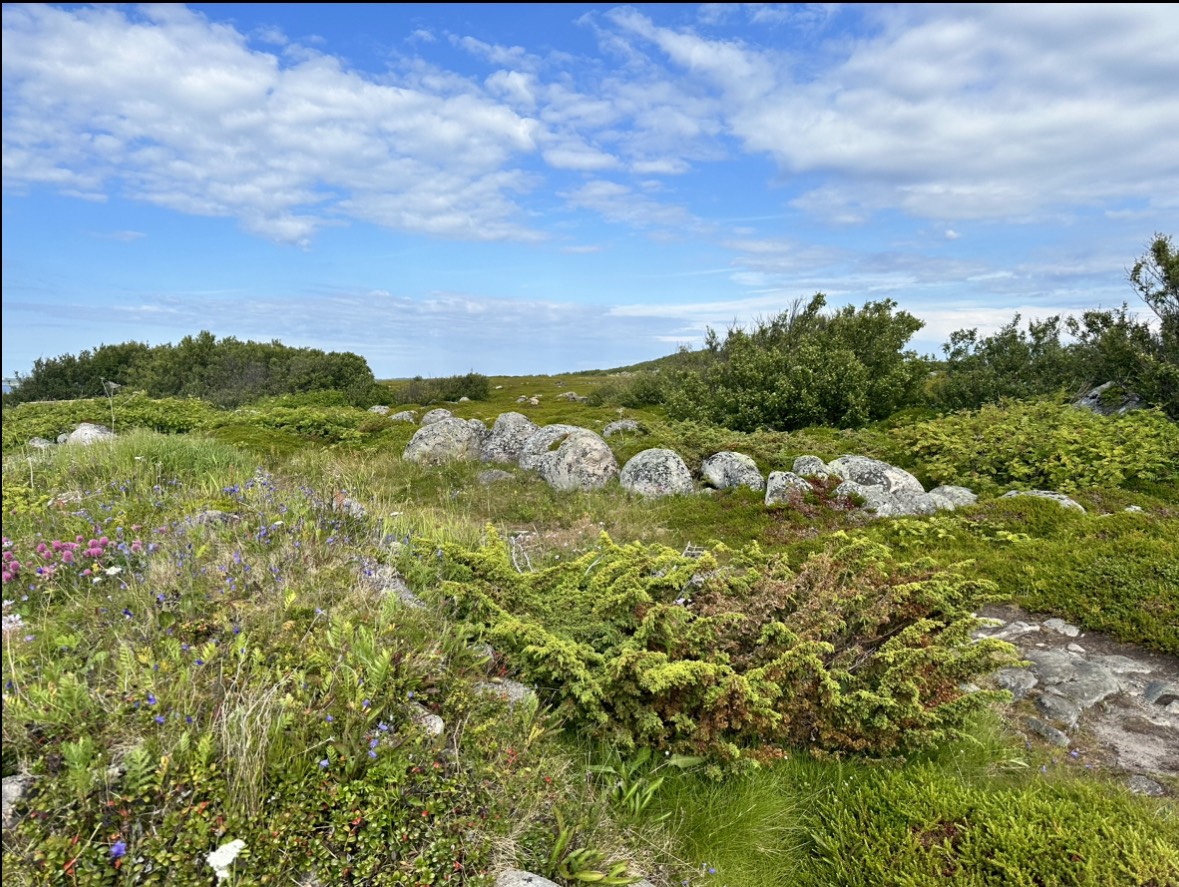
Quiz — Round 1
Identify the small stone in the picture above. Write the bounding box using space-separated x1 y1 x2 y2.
409 702 445 737
1000 490 1085 512
497 871 561 887
1092 654 1152 675
1126 775 1165 797
1067 643 1086 654
1144 680 1179 707
475 679 536 708
1043 618 1080 638
1025 717 1070 748
3 775 34 829
1123 505 1144 513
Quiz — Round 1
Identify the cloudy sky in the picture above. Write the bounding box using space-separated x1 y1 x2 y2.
4 3 1177 379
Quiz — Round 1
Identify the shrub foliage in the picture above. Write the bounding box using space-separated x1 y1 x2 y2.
423 530 1018 764
664 295 928 431
897 400 1179 493
3 331 379 409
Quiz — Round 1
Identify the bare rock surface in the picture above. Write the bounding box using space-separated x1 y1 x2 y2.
765 471 811 505
976 603 1179 781
421 408 454 426
65 422 116 445
827 455 924 494
481 412 539 464
403 418 482 464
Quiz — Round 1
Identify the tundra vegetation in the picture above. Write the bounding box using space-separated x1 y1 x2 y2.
1 237 1177 885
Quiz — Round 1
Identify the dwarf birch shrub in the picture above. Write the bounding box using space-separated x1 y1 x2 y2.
417 530 1018 764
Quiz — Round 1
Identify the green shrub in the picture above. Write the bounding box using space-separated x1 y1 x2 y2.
2 394 219 451
3 331 379 409
387 371 491 405
418 530 1018 764
898 400 1179 493
586 373 667 408
663 295 928 432
208 405 368 442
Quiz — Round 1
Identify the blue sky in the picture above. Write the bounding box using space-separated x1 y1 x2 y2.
4 3 1177 380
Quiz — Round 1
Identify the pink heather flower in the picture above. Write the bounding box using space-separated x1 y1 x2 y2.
61 550 73 564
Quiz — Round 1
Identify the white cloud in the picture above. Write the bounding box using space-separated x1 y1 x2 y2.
563 179 698 230
2 4 543 245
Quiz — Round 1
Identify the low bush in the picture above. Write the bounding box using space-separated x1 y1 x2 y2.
415 530 1019 766
387 371 491 405
1 394 219 452
897 400 1179 493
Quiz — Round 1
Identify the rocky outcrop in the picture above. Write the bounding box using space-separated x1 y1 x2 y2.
480 412 539 464
620 449 694 497
764 471 811 505
975 605 1178 780
701 452 765 491
1074 382 1144 417
403 418 483 465
1001 490 1085 512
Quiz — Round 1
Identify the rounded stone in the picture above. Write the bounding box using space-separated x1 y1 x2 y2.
620 449 694 497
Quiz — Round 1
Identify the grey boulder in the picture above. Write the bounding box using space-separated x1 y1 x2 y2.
520 426 619 491
481 412 539 464
927 485 978 511
792 455 831 478
621 449 694 497
421 408 454 426
403 418 483 465
827 455 924 494
1074 382 1144 416
603 419 641 437
765 471 811 505
701 452 764 491
65 422 116 445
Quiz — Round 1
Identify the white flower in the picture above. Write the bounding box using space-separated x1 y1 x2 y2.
206 839 246 882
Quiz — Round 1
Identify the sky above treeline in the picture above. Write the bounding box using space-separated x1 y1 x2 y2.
3 3 1177 380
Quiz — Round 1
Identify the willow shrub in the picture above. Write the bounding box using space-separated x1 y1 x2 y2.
897 400 1179 494
413 530 1019 766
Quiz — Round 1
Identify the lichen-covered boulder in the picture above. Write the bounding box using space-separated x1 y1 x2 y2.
765 471 811 505
792 455 831 478
834 480 937 517
518 425 583 472
927 485 978 511
620 449 694 497
368 405 391 415
827 455 924 494
520 426 618 491
27 437 55 449
402 418 482 465
701 452 764 491
1001 490 1085 512
389 410 417 423
65 423 116 446
481 412 539 464
420 408 454 426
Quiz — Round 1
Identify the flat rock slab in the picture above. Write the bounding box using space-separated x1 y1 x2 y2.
978 603 1179 779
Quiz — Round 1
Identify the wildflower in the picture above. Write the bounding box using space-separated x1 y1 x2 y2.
206 839 246 882
154 715 166 725
147 693 157 705
111 840 127 860
319 759 330 769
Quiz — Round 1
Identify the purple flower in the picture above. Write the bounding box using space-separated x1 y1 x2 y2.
154 715 166 725
319 759 330 769
147 693 157 705
111 840 127 859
